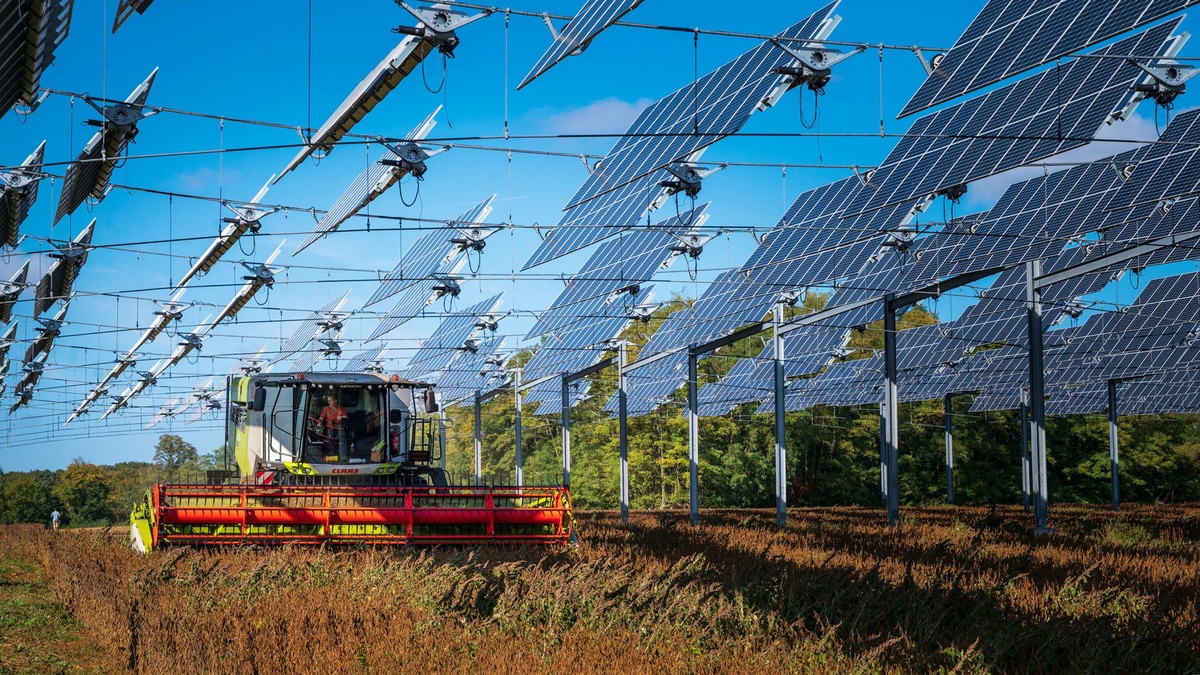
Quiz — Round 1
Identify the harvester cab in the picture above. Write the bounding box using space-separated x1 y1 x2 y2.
230 371 445 487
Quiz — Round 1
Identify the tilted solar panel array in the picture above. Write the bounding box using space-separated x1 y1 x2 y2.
527 205 704 339
523 3 839 269
0 0 73 117
403 293 503 380
900 0 1195 117
519 0 645 90
853 21 1180 216
365 196 495 307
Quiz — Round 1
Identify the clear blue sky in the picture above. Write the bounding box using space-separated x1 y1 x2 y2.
1 0 1195 471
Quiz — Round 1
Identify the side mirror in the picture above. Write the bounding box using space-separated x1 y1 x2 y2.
389 409 403 425
250 386 267 412
424 388 439 413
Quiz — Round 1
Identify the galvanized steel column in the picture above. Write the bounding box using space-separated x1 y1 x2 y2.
514 369 523 487
944 394 954 504
773 304 787 529
473 391 482 486
1026 261 1050 534
618 341 630 524
688 346 699 526
561 376 571 489
1108 379 1120 512
882 296 900 527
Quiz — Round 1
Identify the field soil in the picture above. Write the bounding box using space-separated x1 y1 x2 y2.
1 504 1198 674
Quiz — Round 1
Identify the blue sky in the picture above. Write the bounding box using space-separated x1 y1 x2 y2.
1 0 1196 471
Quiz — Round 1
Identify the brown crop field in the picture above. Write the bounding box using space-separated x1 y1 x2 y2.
2 504 1199 674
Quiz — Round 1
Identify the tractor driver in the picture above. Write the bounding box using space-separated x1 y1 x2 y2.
316 393 351 460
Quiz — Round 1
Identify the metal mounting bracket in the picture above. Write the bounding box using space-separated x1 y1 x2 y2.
909 47 946 77
770 40 866 91
1128 57 1200 107
655 162 724 206
394 2 492 56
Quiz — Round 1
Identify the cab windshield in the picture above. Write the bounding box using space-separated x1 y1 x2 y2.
301 386 386 464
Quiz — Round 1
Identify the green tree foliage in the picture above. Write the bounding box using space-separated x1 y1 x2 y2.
153 434 199 483
54 460 113 526
0 470 57 524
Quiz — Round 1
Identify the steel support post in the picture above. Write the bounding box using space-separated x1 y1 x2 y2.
1108 379 1120 512
773 304 787 529
438 409 448 471
473 391 483 486
618 341 630 524
944 394 954 504
882 296 900 527
1026 261 1051 534
561 376 571 489
879 402 887 504
514 369 523 487
1020 400 1030 509
687 346 700 526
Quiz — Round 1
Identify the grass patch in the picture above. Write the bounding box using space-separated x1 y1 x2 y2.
0 549 116 674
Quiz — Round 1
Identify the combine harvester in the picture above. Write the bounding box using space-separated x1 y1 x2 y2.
131 372 572 552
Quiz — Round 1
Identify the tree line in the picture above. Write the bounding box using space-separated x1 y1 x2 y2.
0 434 223 527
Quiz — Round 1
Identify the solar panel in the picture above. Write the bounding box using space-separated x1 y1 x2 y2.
0 0 72 117
275 3 487 180
24 300 69 364
1046 381 1109 416
782 355 883 410
112 0 153 33
0 322 17 361
526 204 705 339
523 286 655 382
853 22 1180 216
366 258 468 342
435 337 508 404
171 376 215 418
0 260 29 323
527 381 592 417
12 351 48 409
899 0 1196 117
697 351 772 417
289 331 344 373
613 351 689 417
1046 271 1200 384
740 188 919 295
145 397 185 430
342 344 389 373
564 3 839 209
364 195 495 307
522 174 669 270
637 270 763 355
269 291 350 367
518 0 645 89
209 241 285 327
1 141 45 247
34 219 94 318
54 68 158 224
294 108 440 256
1107 108 1200 210
937 153 1136 278
175 177 277 290
403 293 504 378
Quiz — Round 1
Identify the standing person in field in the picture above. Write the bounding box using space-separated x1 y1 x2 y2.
50 509 60 531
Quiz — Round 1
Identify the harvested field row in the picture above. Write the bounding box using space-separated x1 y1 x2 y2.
2 504 1198 673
